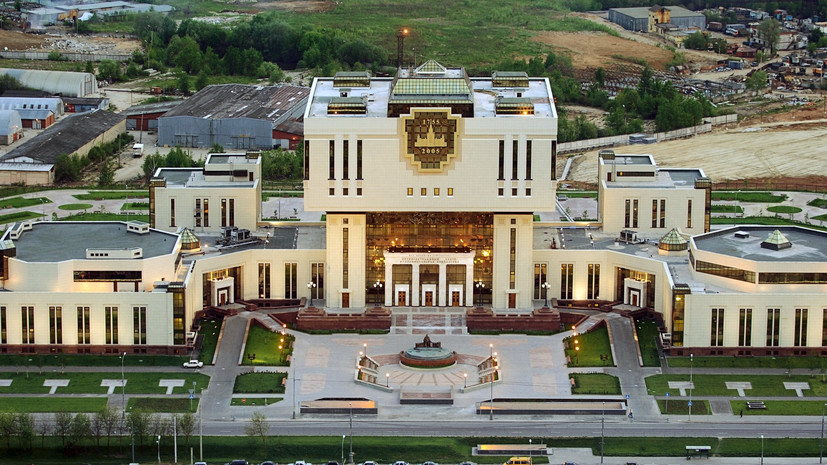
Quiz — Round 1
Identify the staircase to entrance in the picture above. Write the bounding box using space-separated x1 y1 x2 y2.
390 307 468 335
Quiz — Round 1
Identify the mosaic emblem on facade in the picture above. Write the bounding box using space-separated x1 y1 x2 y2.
403 109 458 172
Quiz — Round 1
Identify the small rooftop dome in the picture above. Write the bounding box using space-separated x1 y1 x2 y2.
658 228 688 255
180 228 201 251
761 229 791 251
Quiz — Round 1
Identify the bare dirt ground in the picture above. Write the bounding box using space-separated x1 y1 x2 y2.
0 29 140 54
531 30 674 71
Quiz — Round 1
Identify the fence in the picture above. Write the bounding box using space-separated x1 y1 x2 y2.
0 51 132 62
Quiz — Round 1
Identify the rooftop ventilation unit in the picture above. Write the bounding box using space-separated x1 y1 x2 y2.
127 221 150 235
734 231 750 239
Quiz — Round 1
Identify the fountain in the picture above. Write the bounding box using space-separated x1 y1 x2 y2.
399 334 457 368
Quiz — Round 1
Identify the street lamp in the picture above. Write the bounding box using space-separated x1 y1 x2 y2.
307 281 316 307
464 372 467 388
363 343 368 358
760 434 764 465
475 280 485 307
120 352 127 418
341 434 346 464
601 401 605 464
348 402 354 464
292 356 298 419
385 372 389 387
156 434 161 465
528 438 532 464
821 403 827 463
689 353 694 422
199 388 207 461
489 343 495 421
541 282 550 307
373 281 383 306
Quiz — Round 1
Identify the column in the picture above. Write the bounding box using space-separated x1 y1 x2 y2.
384 260 392 306
438 263 447 306
411 264 420 307
465 262 474 306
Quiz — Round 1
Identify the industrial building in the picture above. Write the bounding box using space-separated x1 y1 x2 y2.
0 96 64 129
157 84 308 150
0 110 23 145
608 6 706 32
0 69 98 98
123 100 183 132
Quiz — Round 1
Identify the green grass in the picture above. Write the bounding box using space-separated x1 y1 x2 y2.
121 202 150 210
564 326 613 367
0 353 188 367
234 372 287 394
767 205 803 214
263 191 304 200
807 197 827 208
0 372 209 395
711 204 743 213
58 213 150 222
0 58 80 72
73 191 148 200
0 397 107 413
710 216 827 231
656 399 711 415
128 397 200 413
570 373 620 395
635 319 661 367
230 397 283 406
198 318 223 365
559 191 598 198
668 355 826 370
731 399 826 415
0 196 51 208
711 191 786 202
58 203 94 210
242 325 294 366
645 374 827 397
0 210 43 224
813 213 827 222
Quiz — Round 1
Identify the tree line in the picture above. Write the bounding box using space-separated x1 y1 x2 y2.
54 133 134 185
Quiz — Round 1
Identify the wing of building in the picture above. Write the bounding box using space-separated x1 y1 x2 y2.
0 69 98 98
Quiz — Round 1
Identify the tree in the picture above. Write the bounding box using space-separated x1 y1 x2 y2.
37 418 51 449
594 67 605 88
757 18 781 56
97 60 122 82
176 412 196 446
98 159 114 187
16 413 34 451
127 410 150 447
195 70 209 91
245 411 270 450
0 412 17 450
68 412 91 448
745 70 768 91
177 71 190 95
683 32 708 50
84 61 94 74
54 412 72 447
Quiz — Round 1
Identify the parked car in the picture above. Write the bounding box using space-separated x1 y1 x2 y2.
360 461 379 465
261 462 277 465
195 462 207 465
459 462 477 465
326 462 341 465
393 461 409 465
227 461 248 465
423 461 439 465
183 360 204 368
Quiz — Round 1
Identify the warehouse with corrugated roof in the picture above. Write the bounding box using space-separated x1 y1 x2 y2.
0 68 98 97
0 109 23 145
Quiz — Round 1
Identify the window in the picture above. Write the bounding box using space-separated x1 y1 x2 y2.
105 306 118 345
421 188 427 197
195 199 202 227
285 263 297 299
511 188 518 196
229 199 234 226
525 140 532 180
533 263 547 300
329 140 335 180
343 187 349 196
343 227 349 289
447 188 453 197
794 308 808 346
49 306 63 344
0 306 6 344
342 140 349 179
710 307 724 346
512 140 518 180
170 198 175 227
651 199 658 228
434 188 439 196
21 306 34 344
356 187 362 196
625 199 631 228
303 140 310 180
687 199 693 229
560 264 574 299
587 264 600 300
133 306 147 345
356 140 363 180
738 308 752 346
633 199 639 228
498 188 503 196
694 260 755 283
311 263 324 301
498 140 504 180
407 188 413 197
525 188 531 197
77 306 90 345
551 140 557 180
258 263 271 298
221 199 227 227
328 188 334 196
660 199 666 228
766 308 780 347
509 228 516 289
203 199 209 227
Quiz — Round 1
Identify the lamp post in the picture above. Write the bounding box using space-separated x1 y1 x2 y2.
489 343 495 421
541 281 550 307
385 372 389 387
475 280 485 307
156 434 161 465
341 434 346 464
529 438 532 464
292 356 298 419
348 402 354 464
363 343 368 358
307 281 316 307
760 434 764 465
601 401 605 464
688 353 694 422
373 281 383 306
199 388 206 461
464 372 467 388
120 352 127 418
821 403 827 463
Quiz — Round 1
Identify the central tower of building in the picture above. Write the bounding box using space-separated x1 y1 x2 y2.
303 61 558 310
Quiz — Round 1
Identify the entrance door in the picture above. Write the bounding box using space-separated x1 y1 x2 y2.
451 291 461 307
630 290 639 307
424 291 434 307
397 290 407 306
342 292 350 309
507 293 516 309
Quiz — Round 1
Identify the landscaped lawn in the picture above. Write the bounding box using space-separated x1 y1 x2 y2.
668 355 825 370
73 191 148 200
121 202 150 210
242 325 294 366
645 374 827 397
58 213 150 222
129 397 200 413
560 191 598 198
814 213 827 222
767 205 802 214
233 372 287 394
0 211 43 224
656 399 710 415
0 353 189 367
730 399 826 416
710 205 743 213
0 196 51 208
0 372 209 394
564 326 613 367
570 373 620 395
807 197 827 208
711 191 786 202
198 318 223 365
58 203 94 210
0 397 107 413
230 397 283 406
635 319 661 367
710 216 827 230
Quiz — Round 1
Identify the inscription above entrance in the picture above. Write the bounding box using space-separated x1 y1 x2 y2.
403 109 458 172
